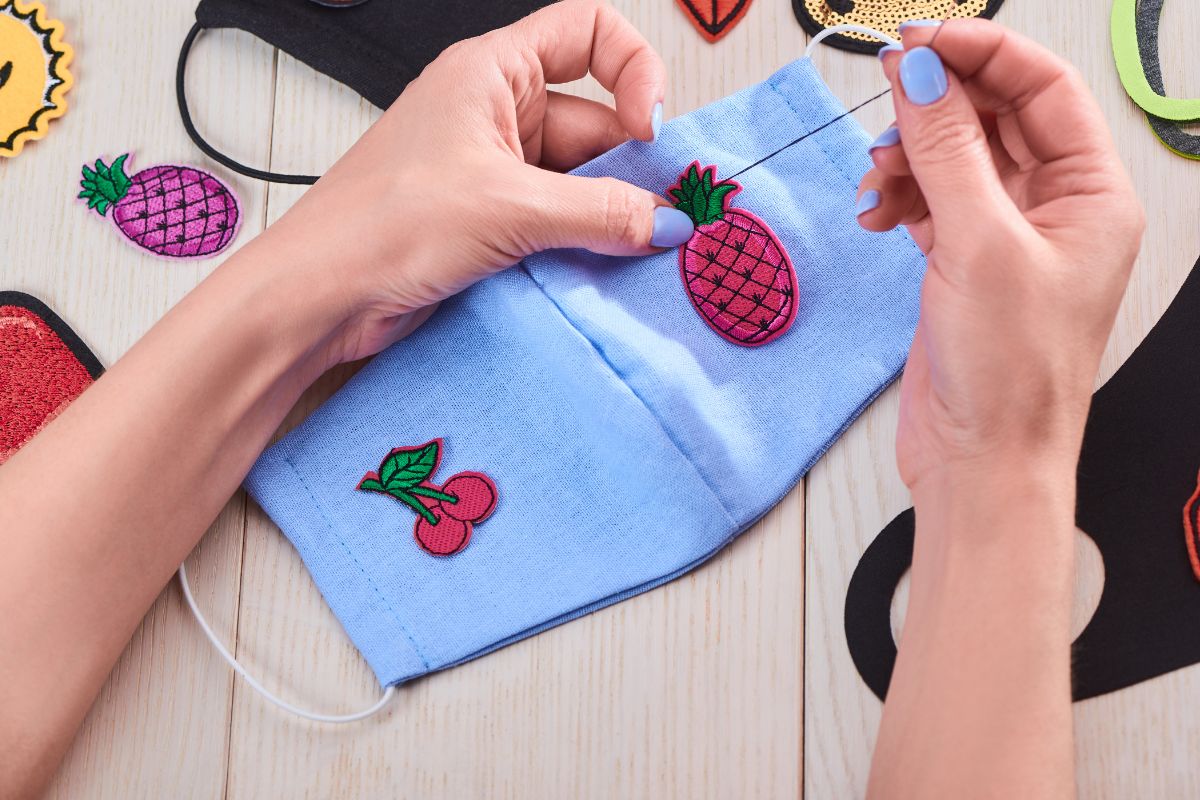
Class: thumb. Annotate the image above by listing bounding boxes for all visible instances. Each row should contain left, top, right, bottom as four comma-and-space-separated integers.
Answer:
882, 42, 1013, 225
525, 170, 695, 257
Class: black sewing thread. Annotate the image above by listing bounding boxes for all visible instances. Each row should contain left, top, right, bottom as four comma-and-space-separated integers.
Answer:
726, 87, 893, 181
727, 22, 950, 180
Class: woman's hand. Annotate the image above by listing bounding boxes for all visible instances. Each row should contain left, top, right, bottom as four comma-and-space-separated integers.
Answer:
858, 20, 1144, 799
255, 0, 693, 367
0, 4, 693, 795
858, 20, 1144, 492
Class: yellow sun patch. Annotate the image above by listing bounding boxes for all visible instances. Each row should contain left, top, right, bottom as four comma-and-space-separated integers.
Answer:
0, 0, 72, 157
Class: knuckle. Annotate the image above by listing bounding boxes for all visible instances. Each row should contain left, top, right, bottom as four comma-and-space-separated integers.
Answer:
1061, 62, 1087, 90
913, 117, 983, 163
598, 179, 647, 244
1120, 203, 1147, 247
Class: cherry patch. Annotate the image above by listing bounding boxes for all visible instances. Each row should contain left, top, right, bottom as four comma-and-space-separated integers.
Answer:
0, 291, 102, 463
357, 438, 498, 557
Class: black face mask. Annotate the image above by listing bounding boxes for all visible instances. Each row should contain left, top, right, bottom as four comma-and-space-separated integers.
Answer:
177, 0, 550, 184
845, 257, 1200, 702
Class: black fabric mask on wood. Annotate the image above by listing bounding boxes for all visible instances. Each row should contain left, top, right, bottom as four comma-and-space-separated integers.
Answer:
845, 257, 1200, 702
177, 0, 550, 184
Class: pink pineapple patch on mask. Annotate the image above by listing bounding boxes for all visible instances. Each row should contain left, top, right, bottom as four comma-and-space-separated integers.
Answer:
77, 153, 240, 259
668, 161, 798, 346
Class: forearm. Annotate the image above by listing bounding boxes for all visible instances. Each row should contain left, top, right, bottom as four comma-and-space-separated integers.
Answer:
0, 232, 344, 796
868, 461, 1077, 799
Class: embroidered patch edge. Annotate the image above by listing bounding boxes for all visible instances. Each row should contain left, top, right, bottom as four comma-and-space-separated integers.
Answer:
790, 0, 1006, 55
669, 160, 798, 347
0, 290, 103, 378
674, 0, 753, 42
77, 153, 241, 260
0, 0, 74, 157
1182, 468, 1200, 582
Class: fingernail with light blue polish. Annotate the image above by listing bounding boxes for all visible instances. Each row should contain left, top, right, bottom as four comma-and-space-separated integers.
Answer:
877, 43, 904, 60
856, 190, 881, 217
868, 126, 901, 152
651, 206, 694, 247
899, 46, 948, 106
650, 102, 663, 142
899, 19, 942, 33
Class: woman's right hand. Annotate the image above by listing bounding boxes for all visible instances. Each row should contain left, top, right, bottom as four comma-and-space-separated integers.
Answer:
856, 20, 1144, 494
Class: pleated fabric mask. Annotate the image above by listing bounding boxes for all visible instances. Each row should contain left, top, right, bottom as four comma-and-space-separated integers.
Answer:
237, 54, 927, 701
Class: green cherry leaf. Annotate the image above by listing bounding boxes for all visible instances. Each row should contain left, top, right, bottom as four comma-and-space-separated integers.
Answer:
378, 441, 439, 489
358, 478, 386, 493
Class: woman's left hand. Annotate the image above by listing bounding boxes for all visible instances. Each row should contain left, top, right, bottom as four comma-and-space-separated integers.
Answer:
252, 0, 692, 366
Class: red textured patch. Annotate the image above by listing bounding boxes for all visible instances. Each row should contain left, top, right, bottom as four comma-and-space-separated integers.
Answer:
439, 472, 498, 523
674, 0, 753, 41
0, 294, 101, 464
414, 508, 472, 556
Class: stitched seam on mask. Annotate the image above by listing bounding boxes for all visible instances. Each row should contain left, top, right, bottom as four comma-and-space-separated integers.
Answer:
285, 455, 430, 671
766, 77, 924, 263
518, 267, 739, 528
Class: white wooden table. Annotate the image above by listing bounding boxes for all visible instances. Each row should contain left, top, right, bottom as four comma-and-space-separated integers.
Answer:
4, 0, 1199, 797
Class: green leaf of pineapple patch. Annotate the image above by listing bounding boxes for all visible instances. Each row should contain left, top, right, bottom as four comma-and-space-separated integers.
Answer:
110, 154, 131, 195
690, 181, 709, 223
706, 184, 736, 222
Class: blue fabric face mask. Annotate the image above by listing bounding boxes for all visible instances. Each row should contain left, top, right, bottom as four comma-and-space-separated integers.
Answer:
238, 56, 925, 694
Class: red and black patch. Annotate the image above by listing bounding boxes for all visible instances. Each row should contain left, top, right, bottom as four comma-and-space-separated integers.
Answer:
1184, 469, 1200, 582
0, 291, 102, 464
357, 439, 499, 557
674, 0, 753, 42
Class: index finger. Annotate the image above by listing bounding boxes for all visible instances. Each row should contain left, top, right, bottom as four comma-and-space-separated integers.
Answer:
900, 19, 1117, 168
506, 0, 666, 141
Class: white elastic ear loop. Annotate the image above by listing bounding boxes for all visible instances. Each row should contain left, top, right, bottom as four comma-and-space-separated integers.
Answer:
804, 24, 900, 59
178, 562, 395, 723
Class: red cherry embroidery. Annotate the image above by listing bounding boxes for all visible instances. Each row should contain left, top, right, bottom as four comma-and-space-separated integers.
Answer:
357, 439, 498, 557
439, 472, 498, 523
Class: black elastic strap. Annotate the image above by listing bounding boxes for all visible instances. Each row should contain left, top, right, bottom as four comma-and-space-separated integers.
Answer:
176, 22, 319, 185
